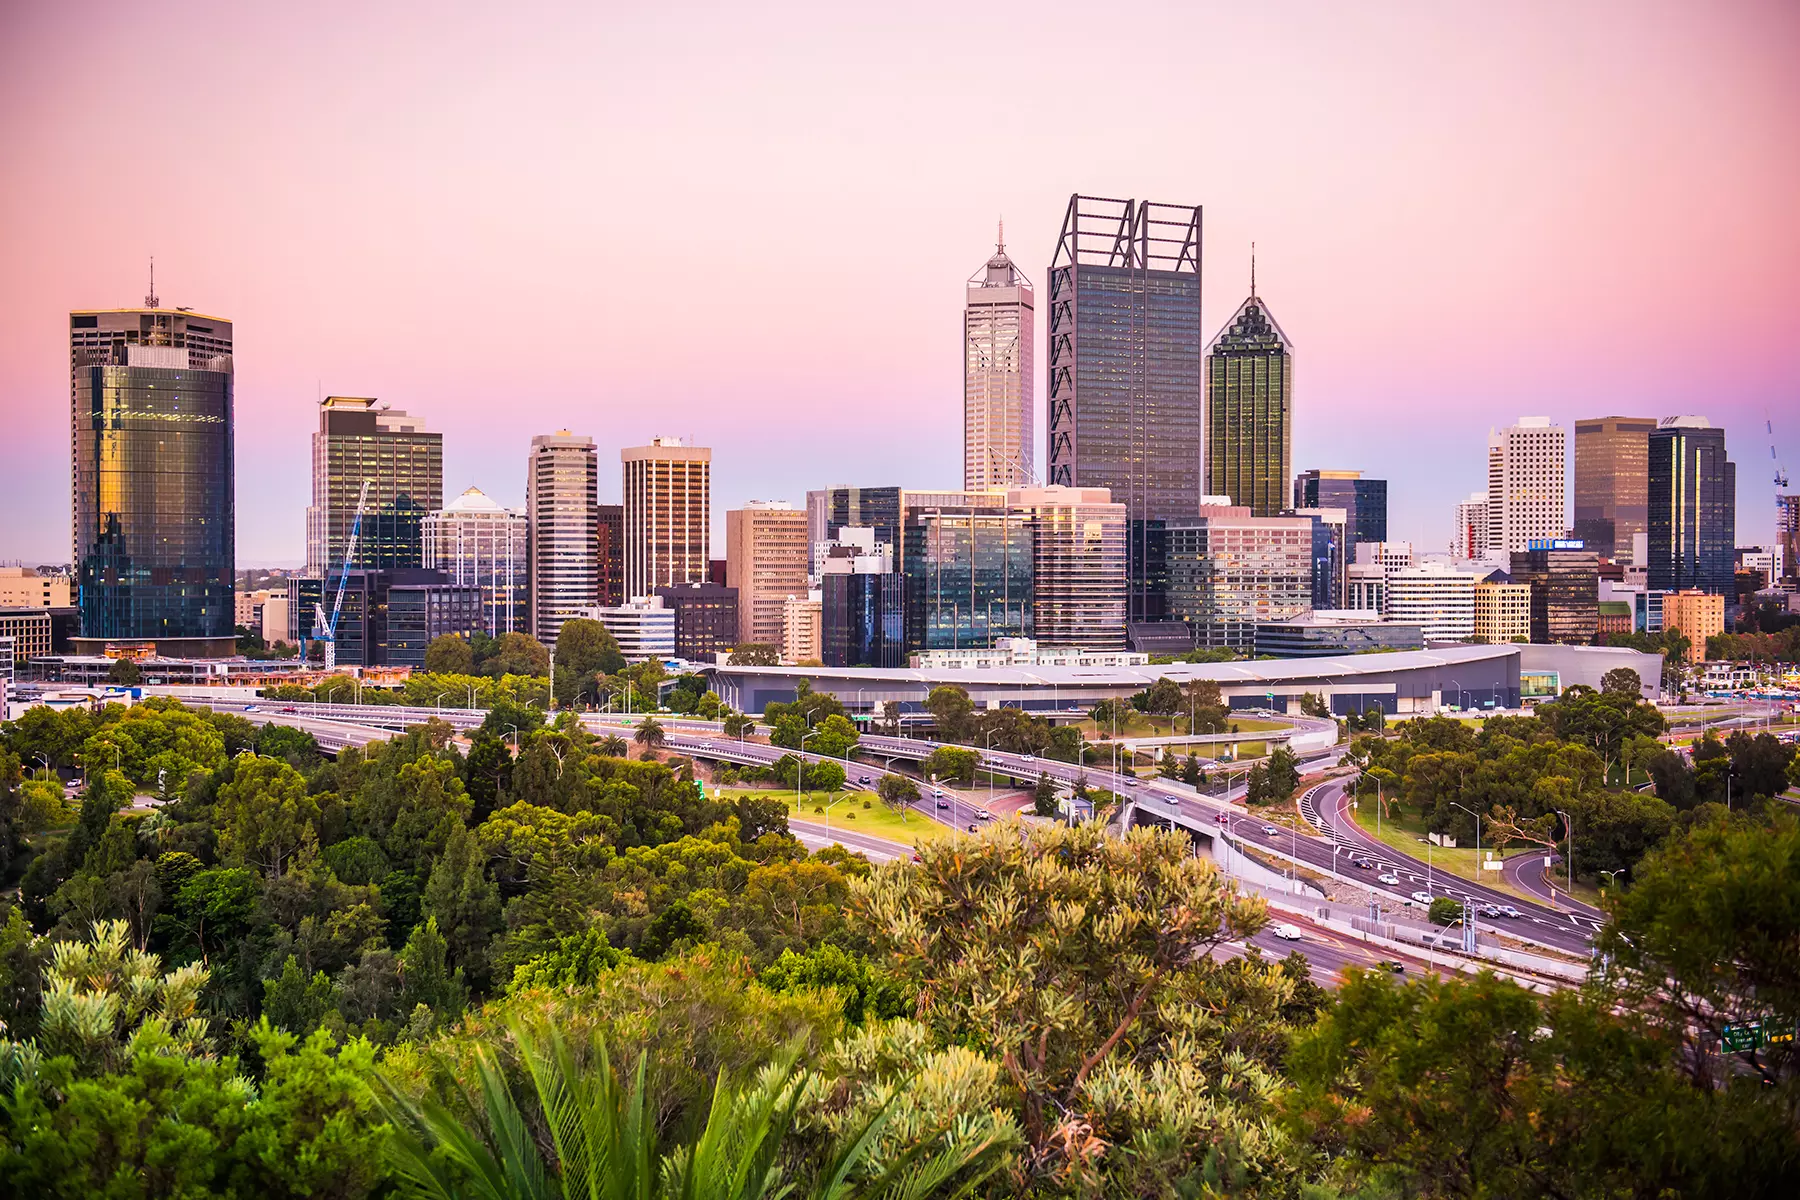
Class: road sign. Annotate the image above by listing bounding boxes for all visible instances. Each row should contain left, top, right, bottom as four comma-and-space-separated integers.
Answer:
1721, 1022, 1764, 1053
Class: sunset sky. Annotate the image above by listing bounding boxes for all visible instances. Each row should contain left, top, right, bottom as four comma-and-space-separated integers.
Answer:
2, 0, 1795, 564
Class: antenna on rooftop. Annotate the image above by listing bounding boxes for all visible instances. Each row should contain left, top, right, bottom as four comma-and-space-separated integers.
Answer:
1250, 241, 1256, 298
145, 256, 158, 309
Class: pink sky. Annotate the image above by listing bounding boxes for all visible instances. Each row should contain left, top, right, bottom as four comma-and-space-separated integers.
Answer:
2, 0, 1796, 564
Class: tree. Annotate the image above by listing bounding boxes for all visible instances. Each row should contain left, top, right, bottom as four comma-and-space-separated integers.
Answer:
807, 712, 859, 759
422, 633, 474, 675
1264, 745, 1301, 803
422, 824, 502, 990
1138, 676, 1183, 716
721, 711, 755, 740
923, 684, 976, 743
634, 716, 666, 751
876, 773, 919, 818
481, 631, 550, 678
1032, 773, 1058, 817
106, 658, 141, 686
1600, 666, 1642, 696
920, 745, 978, 786
1427, 896, 1463, 925
727, 643, 780, 666
214, 757, 321, 877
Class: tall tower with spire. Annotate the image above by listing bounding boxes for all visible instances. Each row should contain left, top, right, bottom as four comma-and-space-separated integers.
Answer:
1203, 249, 1293, 516
963, 223, 1035, 490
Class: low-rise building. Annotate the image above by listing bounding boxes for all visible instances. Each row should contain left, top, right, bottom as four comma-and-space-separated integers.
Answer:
0, 609, 53, 664
596, 596, 677, 662
1472, 581, 1531, 644
909, 637, 1149, 670
1252, 613, 1424, 658
0, 567, 72, 609
1387, 562, 1477, 642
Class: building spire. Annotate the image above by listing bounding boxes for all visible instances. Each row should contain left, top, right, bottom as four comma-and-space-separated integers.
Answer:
146, 256, 158, 309
997, 216, 1005, 253
1249, 241, 1256, 299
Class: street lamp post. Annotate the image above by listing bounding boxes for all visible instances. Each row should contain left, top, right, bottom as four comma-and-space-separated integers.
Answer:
1555, 808, 1575, 897
505, 723, 521, 753
1449, 801, 1482, 881
799, 729, 820, 816
435, 691, 451, 718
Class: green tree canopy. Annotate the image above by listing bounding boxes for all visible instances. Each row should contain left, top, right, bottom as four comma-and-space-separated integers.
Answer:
422, 633, 474, 675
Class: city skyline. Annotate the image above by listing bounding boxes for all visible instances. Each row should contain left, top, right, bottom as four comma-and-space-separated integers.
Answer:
2, 1, 1796, 565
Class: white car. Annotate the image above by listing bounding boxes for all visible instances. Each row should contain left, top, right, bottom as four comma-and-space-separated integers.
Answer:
976, 809, 993, 821
1021, 753, 1035, 763
1261, 825, 1279, 836
1273, 924, 1303, 941
1410, 891, 1434, 905
1377, 873, 1401, 885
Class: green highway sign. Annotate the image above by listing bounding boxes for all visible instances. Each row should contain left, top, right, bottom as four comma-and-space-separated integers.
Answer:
1720, 1021, 1795, 1053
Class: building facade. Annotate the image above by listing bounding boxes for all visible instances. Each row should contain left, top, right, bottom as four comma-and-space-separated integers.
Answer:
0, 569, 71, 609
1253, 616, 1424, 658
1204, 293, 1293, 518
1453, 493, 1488, 559
1487, 417, 1567, 555
1648, 417, 1736, 596
596, 596, 677, 662
1472, 581, 1531, 644
596, 504, 624, 608
526, 432, 599, 646
726, 502, 810, 650
1662, 589, 1723, 663
1346, 564, 1388, 613
1386, 563, 1477, 642
1573, 416, 1656, 561
781, 593, 823, 665
305, 396, 443, 575
652, 583, 740, 660
1293, 470, 1386, 549
285, 569, 480, 668
1511, 542, 1600, 645
622, 438, 711, 599
0, 611, 52, 663
1777, 494, 1799, 585
821, 565, 904, 669
1295, 507, 1348, 610
70, 301, 235, 657
1165, 507, 1313, 650
901, 491, 1033, 653
423, 486, 530, 636
1046, 196, 1205, 622
964, 231, 1034, 490
1009, 485, 1127, 651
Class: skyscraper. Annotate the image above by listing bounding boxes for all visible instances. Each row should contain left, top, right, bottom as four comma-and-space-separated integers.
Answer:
622, 438, 711, 599
726, 501, 810, 649
1486, 417, 1567, 554
1046, 195, 1204, 621
526, 432, 598, 645
70, 294, 235, 656
1648, 416, 1736, 596
1778, 493, 1800, 585
596, 504, 624, 607
1205, 285, 1293, 517
1009, 486, 1128, 651
964, 227, 1034, 491
901, 490, 1033, 652
306, 396, 443, 574
1165, 505, 1313, 651
1573, 416, 1657, 561
423, 487, 530, 636
1511, 543, 1600, 644
1293, 470, 1386, 549
1452, 492, 1488, 559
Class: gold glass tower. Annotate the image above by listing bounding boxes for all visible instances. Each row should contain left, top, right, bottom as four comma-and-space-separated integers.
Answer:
1204, 280, 1293, 517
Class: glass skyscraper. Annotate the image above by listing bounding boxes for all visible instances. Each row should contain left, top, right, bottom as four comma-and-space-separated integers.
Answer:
70, 300, 235, 656
901, 491, 1032, 652
1046, 196, 1204, 622
1648, 416, 1736, 595
1205, 292, 1293, 517
1573, 416, 1657, 561
306, 396, 443, 575
1293, 469, 1387, 549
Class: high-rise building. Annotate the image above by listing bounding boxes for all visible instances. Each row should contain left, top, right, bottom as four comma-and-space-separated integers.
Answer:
1511, 542, 1599, 645
1778, 494, 1800, 584
1295, 507, 1348, 610
306, 396, 443, 575
286, 570, 481, 667
526, 432, 599, 646
964, 228, 1034, 491
1293, 470, 1386, 549
820, 535, 904, 668
1662, 589, 1724, 663
622, 438, 711, 599
1386, 563, 1477, 642
596, 504, 624, 607
1353, 541, 1417, 614
1008, 486, 1127, 651
1205, 288, 1294, 517
1486, 417, 1567, 555
1573, 417, 1656, 561
1165, 505, 1314, 650
781, 592, 823, 664
1472, 580, 1531, 644
1648, 417, 1736, 596
70, 298, 235, 656
653, 582, 739, 660
423, 486, 530, 636
901, 490, 1033, 652
726, 502, 810, 650
1453, 493, 1489, 559
1047, 196, 1204, 622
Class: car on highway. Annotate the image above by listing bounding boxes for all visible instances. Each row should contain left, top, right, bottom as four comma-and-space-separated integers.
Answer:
1121, 777, 1138, 788
1261, 825, 1279, 836
935, 799, 951, 810
1376, 959, 1406, 973
1479, 904, 1503, 918
281, 706, 298, 713
1376, 872, 1401, 885
1165, 793, 1181, 806
1495, 904, 1522, 919
976, 809, 992, 821
242, 704, 259, 712
931, 787, 944, 799
857, 775, 873, 786
1273, 923, 1303, 941
1352, 857, 1374, 870
1020, 753, 1035, 763
1410, 891, 1433, 905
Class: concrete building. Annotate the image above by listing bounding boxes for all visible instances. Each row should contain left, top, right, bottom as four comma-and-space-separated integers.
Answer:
1573, 416, 1657, 561
1252, 614, 1424, 658
964, 229, 1034, 490
234, 589, 280, 630
1205, 288, 1294, 518
910, 637, 1149, 669
1453, 493, 1488, 559
0, 610, 52, 663
653, 583, 739, 661
306, 396, 442, 575
595, 596, 677, 662
1472, 581, 1531, 644
1511, 541, 1600, 645
526, 432, 599, 646
286, 570, 481, 668
1487, 417, 1567, 555
622, 438, 711, 600
0, 568, 71, 609
1386, 562, 1478, 642
781, 592, 823, 665
260, 596, 289, 647
1009, 485, 1128, 651
1662, 589, 1724, 663
1648, 416, 1736, 596
70, 298, 235, 657
423, 486, 530, 636
1346, 563, 1387, 613
725, 501, 810, 650
1293, 470, 1387, 551
597, 504, 624, 607
1352, 541, 1417, 615
1166, 505, 1314, 651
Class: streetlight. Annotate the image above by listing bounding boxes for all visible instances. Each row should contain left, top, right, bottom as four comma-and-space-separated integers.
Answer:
505, 723, 521, 753
435, 691, 451, 718
798, 728, 820, 814
1555, 808, 1575, 897
1449, 801, 1482, 881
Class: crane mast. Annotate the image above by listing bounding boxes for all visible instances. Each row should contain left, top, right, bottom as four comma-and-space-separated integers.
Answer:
309, 480, 372, 670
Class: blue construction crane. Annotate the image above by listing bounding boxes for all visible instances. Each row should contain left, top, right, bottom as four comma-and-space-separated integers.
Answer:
305, 479, 371, 670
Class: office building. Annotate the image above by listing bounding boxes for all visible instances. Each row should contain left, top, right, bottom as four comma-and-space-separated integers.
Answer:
964, 228, 1034, 490
423, 486, 530, 636
305, 396, 443, 574
285, 570, 481, 668
1009, 485, 1128, 651
1293, 470, 1387, 550
910, 637, 1148, 670
1472, 581, 1531, 644
1253, 614, 1424, 658
1165, 506, 1313, 650
813, 486, 905, 562
1778, 494, 1799, 584
1295, 507, 1348, 610
1511, 541, 1600, 645
0, 610, 52, 663
781, 592, 823, 665
0, 568, 71, 609
1386, 563, 1478, 642
1453, 493, 1488, 559
597, 504, 624, 607
901, 490, 1033, 652
1648, 417, 1736, 596
1573, 416, 1656, 561
726, 502, 810, 649
821, 549, 904, 669
1047, 196, 1205, 622
1205, 288, 1294, 517
1662, 590, 1724, 663
526, 432, 599, 645
70, 298, 235, 657
596, 596, 676, 662
1346, 563, 1388, 613
622, 438, 711, 599
653, 583, 740, 661
1486, 417, 1567, 555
